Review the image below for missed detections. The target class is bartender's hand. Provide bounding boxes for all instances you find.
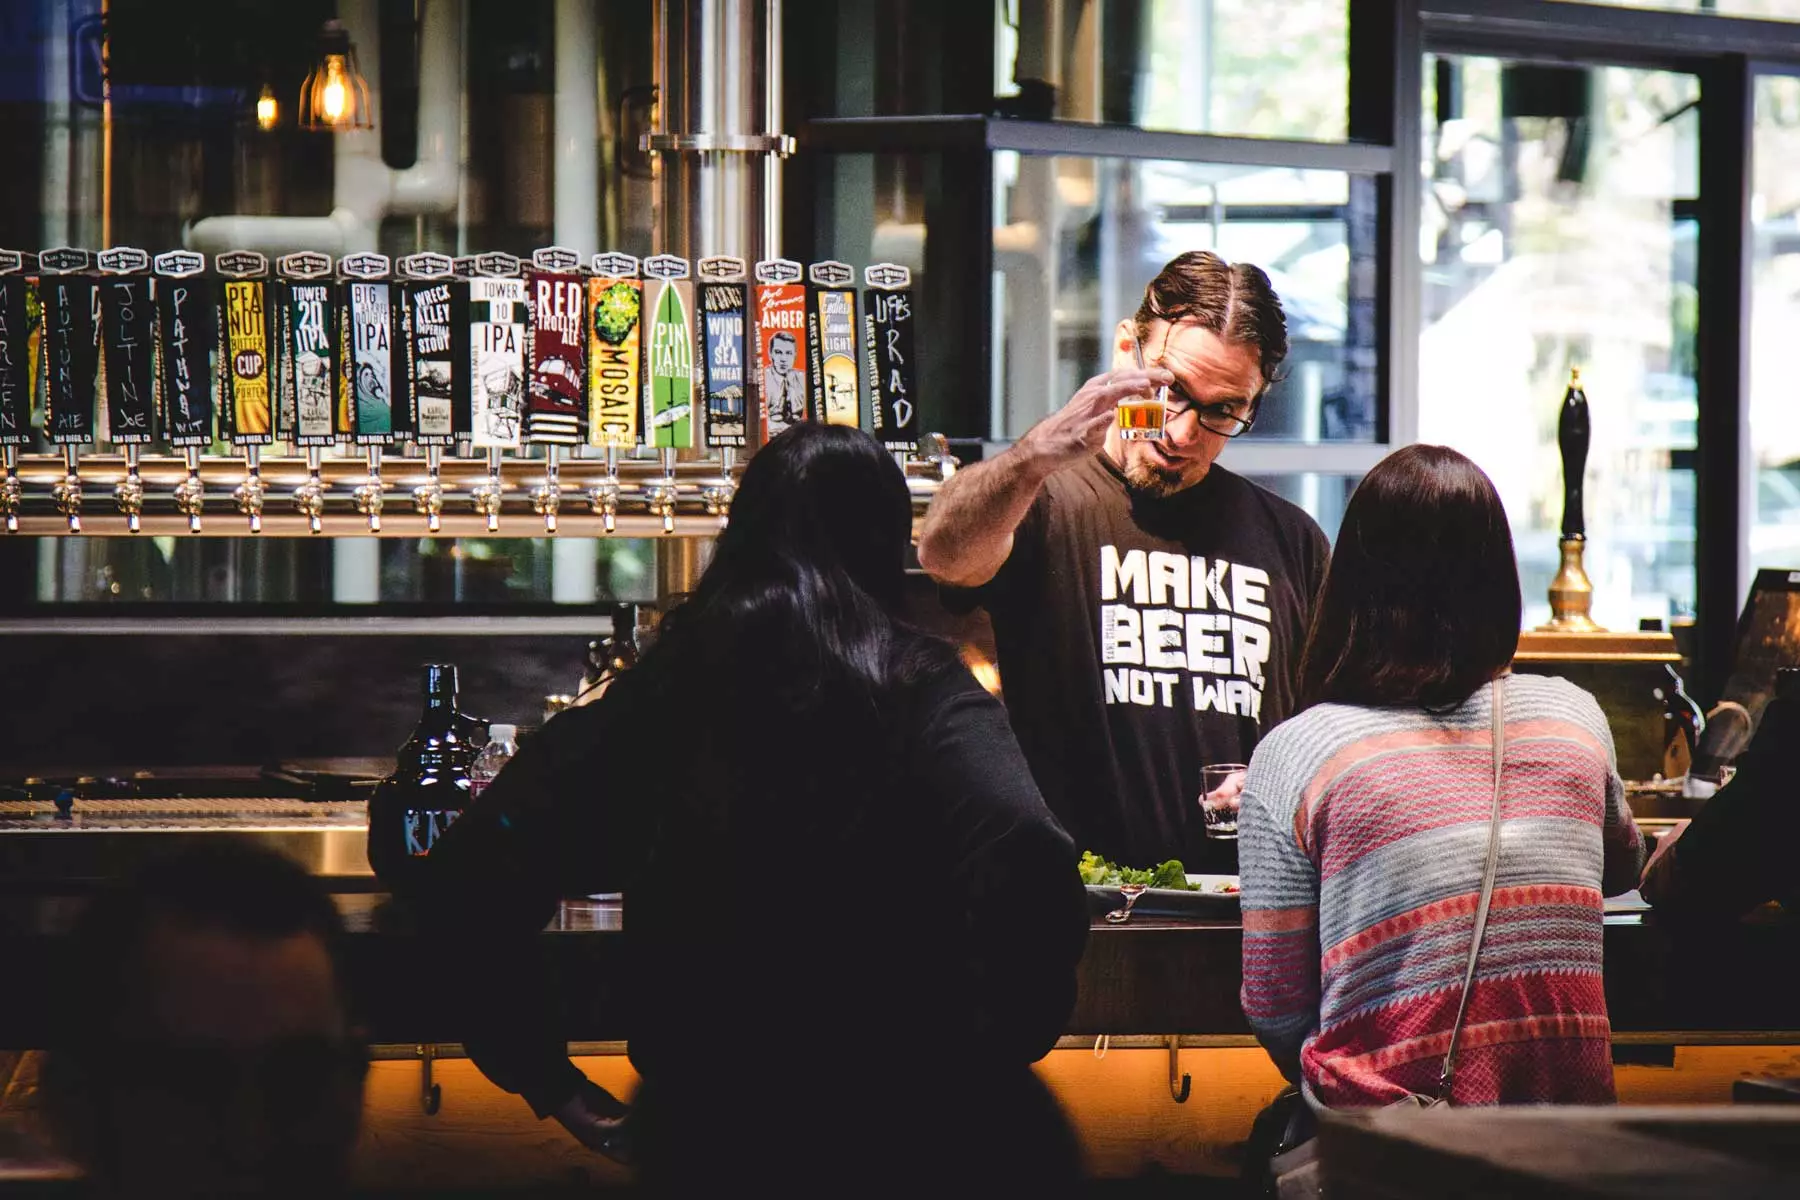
[552,1079,634,1164]
[1016,366,1174,471]
[1639,819,1689,904]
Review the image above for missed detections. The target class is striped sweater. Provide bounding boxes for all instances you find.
[1239,675,1645,1107]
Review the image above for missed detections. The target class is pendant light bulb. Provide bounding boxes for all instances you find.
[300,20,372,131]
[255,84,279,131]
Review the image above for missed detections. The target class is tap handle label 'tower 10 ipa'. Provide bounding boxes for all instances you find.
[154,251,214,449]
[806,260,860,428]
[753,258,807,443]
[468,264,527,450]
[38,248,100,447]
[587,252,642,451]
[644,254,695,450]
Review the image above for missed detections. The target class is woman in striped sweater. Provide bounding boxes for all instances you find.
[1238,444,1644,1107]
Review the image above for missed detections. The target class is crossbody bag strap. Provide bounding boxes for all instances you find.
[1434,672,1508,1101]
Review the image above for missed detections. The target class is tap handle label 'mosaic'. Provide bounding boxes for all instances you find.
[806,260,860,429]
[587,252,643,451]
[398,252,464,446]
[216,250,273,447]
[753,258,807,443]
[863,263,919,454]
[154,251,215,448]
[39,247,100,447]
[526,246,587,446]
[698,255,748,449]
[643,254,695,450]
[467,253,526,450]
[97,248,157,447]
[0,252,35,448]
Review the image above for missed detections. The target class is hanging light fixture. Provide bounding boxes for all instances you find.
[255,83,280,131]
[299,19,373,131]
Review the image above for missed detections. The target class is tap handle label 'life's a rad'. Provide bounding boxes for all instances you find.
[38,248,100,447]
[698,256,748,449]
[97,249,157,447]
[863,262,919,454]
[155,252,215,449]
[644,255,695,450]
[806,260,860,429]
[587,253,643,451]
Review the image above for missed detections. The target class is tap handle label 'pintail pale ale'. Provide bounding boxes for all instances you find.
[644,255,696,450]
[806,260,860,429]
[587,253,643,451]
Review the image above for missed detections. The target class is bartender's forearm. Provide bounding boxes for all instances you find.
[916,442,1058,587]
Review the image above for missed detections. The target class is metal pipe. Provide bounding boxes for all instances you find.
[553,0,600,259]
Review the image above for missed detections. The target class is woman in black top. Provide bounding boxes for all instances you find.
[420,423,1089,1194]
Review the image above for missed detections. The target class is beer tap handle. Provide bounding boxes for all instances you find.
[174,447,205,533]
[234,446,266,534]
[471,448,504,532]
[701,447,737,530]
[530,447,562,534]
[1558,368,1590,541]
[293,447,327,535]
[413,445,445,533]
[114,445,145,533]
[1,448,19,534]
[53,446,83,534]
[354,445,385,533]
[587,444,621,534]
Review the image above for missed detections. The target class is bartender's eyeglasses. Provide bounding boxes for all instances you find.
[1164,386,1261,439]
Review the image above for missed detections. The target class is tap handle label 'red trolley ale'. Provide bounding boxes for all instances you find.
[526,246,587,447]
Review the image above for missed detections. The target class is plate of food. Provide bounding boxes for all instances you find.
[1080,852,1240,920]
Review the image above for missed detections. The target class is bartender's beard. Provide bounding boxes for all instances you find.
[1120,444,1194,498]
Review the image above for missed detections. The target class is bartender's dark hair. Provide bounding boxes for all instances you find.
[1133,251,1288,387]
[1299,444,1521,711]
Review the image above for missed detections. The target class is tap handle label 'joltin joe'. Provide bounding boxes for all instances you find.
[0,251,36,450]
[526,246,586,446]
[154,251,214,448]
[97,247,157,447]
[467,252,526,450]
[863,262,920,454]
[806,259,860,428]
[398,252,467,446]
[216,250,274,447]
[697,255,748,449]
[587,252,643,451]
[38,247,100,447]
[644,254,696,450]
[753,258,807,443]
[340,253,396,446]
[277,252,337,448]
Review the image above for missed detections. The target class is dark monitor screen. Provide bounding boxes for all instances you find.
[1694,568,1800,772]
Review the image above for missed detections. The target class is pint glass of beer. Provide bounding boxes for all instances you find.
[1118,334,1167,441]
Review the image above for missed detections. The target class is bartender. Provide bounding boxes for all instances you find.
[918,251,1329,871]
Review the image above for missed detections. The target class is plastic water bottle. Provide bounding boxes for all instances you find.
[468,723,518,801]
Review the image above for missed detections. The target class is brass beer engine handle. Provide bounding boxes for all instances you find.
[1541,368,1601,634]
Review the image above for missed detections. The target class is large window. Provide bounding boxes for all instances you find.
[1749,73,1800,576]
[1420,55,1700,629]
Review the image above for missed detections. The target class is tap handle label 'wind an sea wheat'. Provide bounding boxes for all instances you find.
[38,248,100,447]
[753,258,807,443]
[154,251,214,448]
[806,260,860,428]
[398,252,465,446]
[468,266,527,450]
[698,255,748,449]
[863,262,919,454]
[644,254,696,450]
[0,255,37,449]
[340,253,395,446]
[97,248,157,447]
[587,252,643,450]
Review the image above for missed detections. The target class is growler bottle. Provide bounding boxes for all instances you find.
[367,663,476,892]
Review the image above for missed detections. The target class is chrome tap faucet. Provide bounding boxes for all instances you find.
[529,448,562,534]
[233,446,267,534]
[293,448,328,535]
[586,444,622,533]
[52,446,83,533]
[353,445,386,533]
[700,447,737,530]
[643,447,680,535]
[113,448,146,533]
[413,446,446,533]
[471,448,505,532]
[173,449,205,533]
[0,448,20,533]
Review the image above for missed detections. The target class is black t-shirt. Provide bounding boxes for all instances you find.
[946,453,1329,872]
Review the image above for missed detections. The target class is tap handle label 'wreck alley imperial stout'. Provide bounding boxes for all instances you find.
[526,246,586,446]
[806,260,860,428]
[468,253,526,450]
[753,258,807,443]
[38,248,100,448]
[863,262,920,455]
[644,254,696,450]
[698,255,748,449]
[154,251,214,448]
[278,252,338,449]
[398,252,467,446]
[215,251,273,445]
[587,252,643,451]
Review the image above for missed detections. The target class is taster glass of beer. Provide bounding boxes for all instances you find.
[1118,334,1168,441]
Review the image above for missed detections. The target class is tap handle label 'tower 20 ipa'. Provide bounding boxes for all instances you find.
[644,254,695,450]
[277,252,337,448]
[753,258,807,443]
[806,260,860,428]
[587,252,642,451]
[38,248,100,447]
[467,256,526,450]
[697,255,747,449]
[863,262,920,455]
[97,248,157,447]
[154,251,214,448]
[0,253,37,449]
